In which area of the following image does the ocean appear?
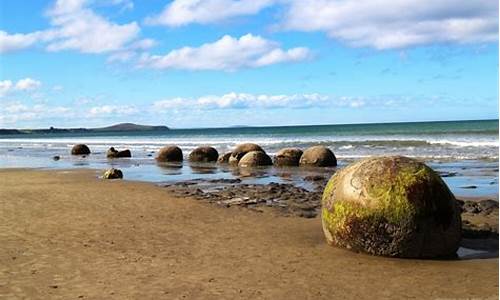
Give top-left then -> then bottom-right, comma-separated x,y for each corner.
0,119 -> 498,198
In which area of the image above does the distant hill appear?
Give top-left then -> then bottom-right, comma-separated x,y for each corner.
0,123 -> 170,135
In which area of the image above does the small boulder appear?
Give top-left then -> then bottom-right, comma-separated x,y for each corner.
106,147 -> 132,158
299,146 -> 336,167
156,146 -> 183,162
238,151 -> 273,167
103,168 -> 123,179
189,146 -> 219,162
71,144 -> 90,155
229,143 -> 265,165
274,148 -> 303,167
217,152 -> 232,164
321,156 -> 461,258
52,155 -> 60,161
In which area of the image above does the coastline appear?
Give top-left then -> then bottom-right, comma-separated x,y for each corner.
1,168 -> 498,299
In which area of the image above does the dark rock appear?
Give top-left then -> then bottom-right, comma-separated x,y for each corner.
299,146 -> 337,167
460,185 -> 478,189
217,152 -> 232,164
71,144 -> 90,155
274,148 -> 303,167
52,155 -> 60,161
103,168 -> 123,179
189,146 -> 219,162
238,151 -> 273,167
106,147 -> 131,158
229,143 -> 265,165
156,146 -> 183,162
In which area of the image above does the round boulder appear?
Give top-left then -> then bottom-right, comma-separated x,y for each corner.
156,146 -> 183,162
107,147 -> 131,158
299,146 -> 336,167
71,144 -> 90,155
189,146 -> 219,162
217,152 -> 232,164
103,168 -> 123,179
321,156 -> 461,258
274,148 -> 303,167
229,143 -> 265,165
238,151 -> 273,167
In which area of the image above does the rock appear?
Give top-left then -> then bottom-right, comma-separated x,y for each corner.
71,144 -> 90,155
321,156 -> 461,258
299,146 -> 337,167
229,143 -> 265,165
103,168 -> 123,179
156,146 -> 183,162
460,185 -> 477,189
217,152 -> 232,164
52,155 -> 60,161
189,146 -> 219,162
106,147 -> 131,158
238,151 -> 273,167
274,148 -> 303,167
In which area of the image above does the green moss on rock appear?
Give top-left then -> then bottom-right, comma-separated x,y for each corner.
321,156 -> 461,258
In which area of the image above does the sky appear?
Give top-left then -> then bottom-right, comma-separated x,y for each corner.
0,0 -> 498,129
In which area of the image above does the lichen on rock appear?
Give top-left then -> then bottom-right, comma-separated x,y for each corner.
321,156 -> 461,258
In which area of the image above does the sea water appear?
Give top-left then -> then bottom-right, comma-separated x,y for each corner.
0,119 -> 498,198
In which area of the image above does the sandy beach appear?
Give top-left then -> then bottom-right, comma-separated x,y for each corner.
0,168 -> 498,299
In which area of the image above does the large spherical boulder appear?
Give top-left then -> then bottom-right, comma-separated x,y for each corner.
274,148 -> 303,167
238,151 -> 273,167
156,146 -> 183,162
106,147 -> 131,158
189,146 -> 219,162
103,168 -> 123,179
217,152 -> 232,164
71,144 -> 90,155
299,146 -> 336,167
321,156 -> 461,258
229,143 -> 265,165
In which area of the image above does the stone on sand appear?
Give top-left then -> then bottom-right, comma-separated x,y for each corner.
299,146 -> 336,167
321,156 -> 461,258
156,146 -> 183,162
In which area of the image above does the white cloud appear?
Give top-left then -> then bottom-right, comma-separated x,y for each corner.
88,105 -> 138,116
153,93 -> 330,110
139,34 -> 310,71
15,78 -> 42,90
0,78 -> 42,97
0,101 -> 71,125
0,0 -> 142,54
146,0 -> 276,26
281,0 -> 499,49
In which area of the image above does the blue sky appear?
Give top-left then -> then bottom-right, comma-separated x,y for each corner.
0,0 -> 498,128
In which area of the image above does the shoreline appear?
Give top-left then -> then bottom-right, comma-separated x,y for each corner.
0,168 -> 498,299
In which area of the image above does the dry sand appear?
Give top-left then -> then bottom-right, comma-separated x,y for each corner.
0,169 -> 498,299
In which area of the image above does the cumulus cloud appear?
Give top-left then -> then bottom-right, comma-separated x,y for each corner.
138,34 -> 310,71
146,0 -> 276,26
281,0 -> 499,49
0,0 -> 142,54
0,101 -> 71,125
153,93 -> 335,110
88,105 -> 138,116
0,78 -> 42,97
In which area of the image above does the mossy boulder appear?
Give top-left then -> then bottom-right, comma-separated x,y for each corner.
229,143 -> 265,165
189,146 -> 219,162
299,146 -> 336,167
71,144 -> 91,155
106,147 -> 131,158
238,151 -> 273,167
156,146 -> 183,162
274,148 -> 303,167
321,156 -> 461,258
217,152 -> 232,164
103,168 -> 123,179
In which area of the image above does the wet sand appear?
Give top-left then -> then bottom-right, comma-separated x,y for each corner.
0,169 -> 498,299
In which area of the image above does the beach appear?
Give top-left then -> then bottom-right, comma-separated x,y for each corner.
0,168 -> 498,299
